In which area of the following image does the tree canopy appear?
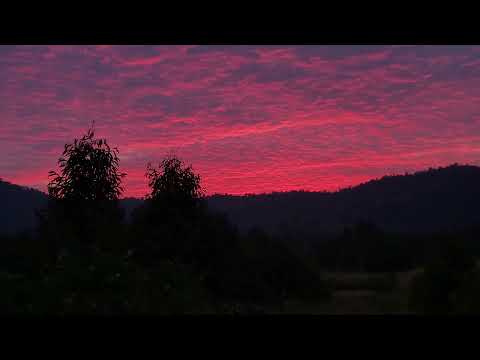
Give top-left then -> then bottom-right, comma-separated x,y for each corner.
48,125 -> 126,202
146,156 -> 203,207
42,125 -> 127,253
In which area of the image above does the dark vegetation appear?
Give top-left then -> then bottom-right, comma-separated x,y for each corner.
0,127 -> 328,314
0,179 -> 47,235
1,126 -> 480,314
4,164 -> 480,238
208,164 -> 480,237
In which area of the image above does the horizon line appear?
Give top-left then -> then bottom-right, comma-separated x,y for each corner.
2,162 -> 474,200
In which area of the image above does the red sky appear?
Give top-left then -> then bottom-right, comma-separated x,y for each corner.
1,45 -> 480,198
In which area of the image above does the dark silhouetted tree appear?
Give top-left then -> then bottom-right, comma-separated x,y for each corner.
131,156 -> 203,263
42,124 -> 127,257
145,156 -> 203,210
48,125 -> 125,202
409,235 -> 477,314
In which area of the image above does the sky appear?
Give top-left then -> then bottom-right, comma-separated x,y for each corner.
1,45 -> 480,198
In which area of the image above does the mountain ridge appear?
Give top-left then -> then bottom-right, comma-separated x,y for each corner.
2,163 -> 479,236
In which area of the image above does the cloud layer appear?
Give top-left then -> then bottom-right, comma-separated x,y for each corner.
1,45 -> 480,197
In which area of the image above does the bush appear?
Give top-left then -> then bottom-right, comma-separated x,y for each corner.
408,236 -> 477,314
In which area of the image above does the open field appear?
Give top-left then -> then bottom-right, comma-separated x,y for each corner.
274,269 -> 424,314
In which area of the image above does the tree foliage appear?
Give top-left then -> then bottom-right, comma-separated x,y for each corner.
42,124 -> 127,255
408,236 -> 477,314
146,156 -> 203,208
48,125 -> 126,202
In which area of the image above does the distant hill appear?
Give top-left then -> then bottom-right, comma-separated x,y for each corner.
207,164 -> 480,237
0,179 -> 48,235
2,164 -> 480,237
0,183 -> 145,235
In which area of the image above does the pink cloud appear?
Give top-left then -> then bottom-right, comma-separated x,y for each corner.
1,45 -> 480,197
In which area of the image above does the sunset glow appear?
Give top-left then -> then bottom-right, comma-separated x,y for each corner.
1,45 -> 480,197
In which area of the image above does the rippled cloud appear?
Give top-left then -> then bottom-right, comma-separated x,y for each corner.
1,45 -> 479,196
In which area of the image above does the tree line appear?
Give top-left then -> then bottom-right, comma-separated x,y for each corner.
0,125 -> 328,314
1,125 -> 480,314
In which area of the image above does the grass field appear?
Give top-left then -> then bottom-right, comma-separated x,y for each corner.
274,269 -> 424,314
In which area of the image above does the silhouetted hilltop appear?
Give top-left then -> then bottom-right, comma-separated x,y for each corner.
2,164 -> 480,236
0,179 -> 47,235
207,164 -> 480,236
